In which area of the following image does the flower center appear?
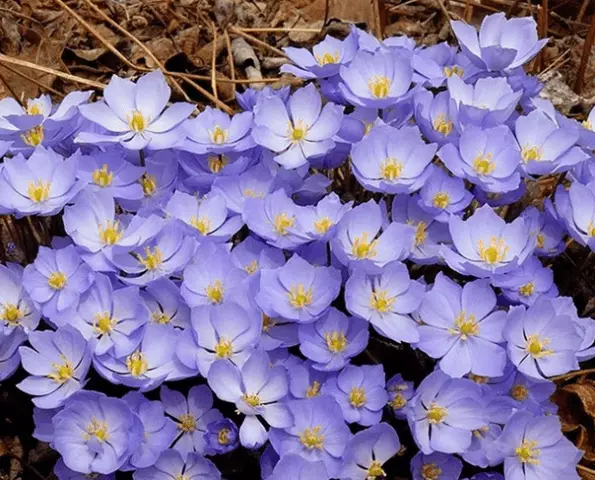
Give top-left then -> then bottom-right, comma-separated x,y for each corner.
370,289 -> 396,313
299,426 -> 324,450
94,312 -> 116,334
433,115 -> 453,135
351,232 -> 378,259
444,65 -> 464,77
477,236 -> 509,265
349,387 -> 367,408
208,154 -> 228,173
152,310 -> 170,324
433,191 -> 450,209
316,51 -> 340,65
27,180 -> 51,203
140,173 -> 157,196
273,213 -> 295,235
288,120 -> 308,143
190,216 -> 211,235
380,157 -> 403,180
48,357 -> 75,383
325,331 -> 347,353
98,220 -> 122,246
1,303 -> 23,325
511,384 -> 529,401
92,164 -> 114,187
288,284 -> 313,309
244,260 -> 259,275
522,145 -> 542,162
584,120 -> 593,131
206,279 -> 224,304
469,374 -> 489,384
367,461 -> 385,478
413,221 -> 427,246
21,125 -> 44,146
128,110 -> 146,132
218,428 -> 231,445
48,272 -> 67,290
516,439 -> 540,464
178,413 -> 197,433
519,282 -> 535,297
450,311 -> 479,340
314,216 -> 334,235
136,246 -> 163,271
27,103 -> 43,115
242,393 -> 262,407
210,125 -> 228,145
214,338 -> 233,358
306,381 -> 321,398
473,152 -> 496,175
262,314 -> 276,332
85,418 -> 109,442
126,351 -> 148,377
368,75 -> 391,98
536,233 -> 545,249
421,463 -> 442,480
426,402 -> 448,424
390,393 -> 407,410
243,188 -> 264,198
525,334 -> 553,358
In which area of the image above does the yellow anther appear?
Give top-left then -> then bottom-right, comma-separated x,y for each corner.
92,164 -> 114,187
205,280 -> 224,304
214,338 -> 233,358
21,125 -> 44,146
477,236 -> 509,265
351,232 -> 378,259
511,384 -> 529,401
473,152 -> 496,175
370,289 -> 396,313
469,374 -> 489,384
325,331 -> 347,353
152,310 -> 170,324
522,146 -> 542,162
349,387 -> 367,408
28,180 -> 51,203
536,233 -> 545,249
48,357 -> 75,383
519,282 -> 535,297
516,440 -> 540,465
243,189 -> 265,198
380,157 -> 403,181
85,418 -> 109,442
426,402 -> 448,424
390,393 -> 407,410
314,216 -> 334,235
190,216 -> 211,235
299,426 -> 324,450
208,155 -> 228,173
449,311 -> 479,340
1,303 -> 23,325
444,65 -> 464,78
178,413 -> 197,433
367,461 -> 385,478
273,213 -> 295,236
136,246 -> 163,271
48,272 -> 67,290
288,120 -> 308,143
244,260 -> 259,275
128,110 -> 146,132
140,174 -> 157,196
413,221 -> 427,247
210,126 -> 228,145
94,312 -> 116,334
421,463 -> 442,480
368,76 -> 391,98
288,284 -> 313,309
242,393 -> 262,408
433,191 -> 450,209
126,351 -> 148,377
582,120 -> 593,131
433,115 -> 453,136
98,220 -> 122,246
316,51 -> 340,65
27,103 -> 43,115
218,428 -> 231,445
306,381 -> 321,398
525,334 -> 553,358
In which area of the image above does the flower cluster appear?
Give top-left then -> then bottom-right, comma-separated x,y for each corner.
1,12 -> 593,480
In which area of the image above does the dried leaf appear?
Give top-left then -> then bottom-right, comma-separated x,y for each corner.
563,381 -> 595,418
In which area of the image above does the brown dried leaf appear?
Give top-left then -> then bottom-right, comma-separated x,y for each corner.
563,381 -> 595,418
577,426 -> 595,463
68,47 -> 109,62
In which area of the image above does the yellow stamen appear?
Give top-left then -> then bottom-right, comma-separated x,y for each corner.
367,460 -> 385,478
380,157 -> 403,181
208,154 -> 228,173
93,312 -> 116,334
273,213 -> 295,236
299,426 -> 324,450
413,221 -> 427,247
515,439 -> 540,465
368,75 -> 391,98
314,216 -> 334,235
363,121 -> 374,136
27,103 -> 42,115
27,180 -> 51,203
444,65 -> 464,77
306,381 -> 321,398
47,357 -> 75,383
205,280 -> 224,304
288,120 -> 308,143
288,284 -> 313,309
511,384 -> 529,401
98,220 -> 122,246
178,413 -> 197,433
433,191 -> 450,209
243,189 -> 264,198
426,402 -> 448,424
140,174 -> 157,197
351,232 -> 377,259
469,374 -> 489,384
433,115 -> 453,136
242,393 -> 262,407
214,338 -> 233,358
536,233 -> 545,249
92,164 -> 114,187
522,146 -> 542,162
525,334 -> 553,358
210,126 -> 228,145
135,246 -> 163,271
421,463 -> 442,480
325,331 -> 347,353
1,303 -> 23,325
21,126 -> 44,146
126,351 -> 148,377
316,51 -> 340,65
449,311 -> 479,340
128,110 -> 146,132
477,236 -> 509,265
582,120 -> 593,131
370,289 -> 396,313
190,216 -> 211,235
218,428 -> 231,445
244,260 -> 259,275
262,314 -> 276,332
85,418 -> 109,442
349,387 -> 367,408
152,310 -> 170,324
390,393 -> 407,410
519,282 -> 535,297
473,152 -> 496,175
48,272 -> 67,290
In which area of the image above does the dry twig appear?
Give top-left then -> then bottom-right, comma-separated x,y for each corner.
229,26 -> 287,58
574,10 -> 595,94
